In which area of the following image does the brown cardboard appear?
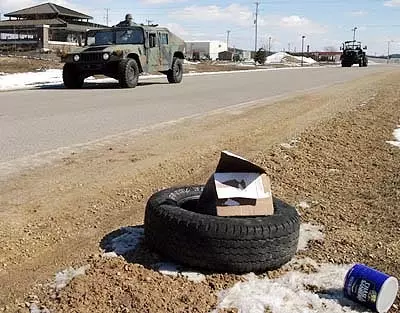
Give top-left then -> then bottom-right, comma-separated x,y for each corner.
197,151 -> 274,217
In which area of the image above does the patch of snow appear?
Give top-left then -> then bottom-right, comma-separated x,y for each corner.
104,227 -> 144,255
0,69 -> 62,90
280,143 -> 293,149
0,66 -> 321,91
280,139 -> 300,149
298,201 -> 311,210
298,223 -> 324,251
29,303 -> 50,313
102,252 -> 119,259
155,262 -> 206,283
387,127 -> 400,148
54,265 -> 90,291
266,52 -> 316,65
214,262 -> 368,313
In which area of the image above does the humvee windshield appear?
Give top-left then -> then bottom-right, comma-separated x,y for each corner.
86,28 -> 145,46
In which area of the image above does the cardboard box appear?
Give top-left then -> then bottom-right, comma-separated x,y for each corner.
197,151 -> 274,217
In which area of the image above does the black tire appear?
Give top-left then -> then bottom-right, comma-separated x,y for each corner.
63,63 -> 84,89
144,186 -> 300,273
167,57 -> 183,84
118,58 -> 139,88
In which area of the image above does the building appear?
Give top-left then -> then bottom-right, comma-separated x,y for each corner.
0,2 -> 105,53
185,41 -> 227,61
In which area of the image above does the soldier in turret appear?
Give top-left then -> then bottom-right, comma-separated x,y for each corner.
115,14 -> 136,27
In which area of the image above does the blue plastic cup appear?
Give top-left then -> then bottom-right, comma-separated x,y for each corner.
344,264 -> 399,313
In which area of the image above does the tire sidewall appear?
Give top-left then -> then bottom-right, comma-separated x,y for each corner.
147,189 -> 299,239
120,58 -> 139,88
173,58 -> 183,83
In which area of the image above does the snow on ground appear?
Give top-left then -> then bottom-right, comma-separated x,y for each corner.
100,222 -> 325,283
154,262 -> 206,283
0,69 -> 62,90
54,265 -> 90,291
213,263 -> 367,313
298,223 -> 325,251
104,226 -> 144,255
387,127 -> 400,148
0,62 -> 323,91
266,52 -> 317,66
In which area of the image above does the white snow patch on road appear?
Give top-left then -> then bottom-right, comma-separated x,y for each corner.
387,127 -> 400,148
54,265 -> 90,291
298,223 -> 324,251
214,263 -> 368,313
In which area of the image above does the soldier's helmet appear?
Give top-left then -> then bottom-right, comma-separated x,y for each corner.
125,14 -> 133,21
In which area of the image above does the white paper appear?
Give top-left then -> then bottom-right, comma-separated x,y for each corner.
214,172 -> 270,199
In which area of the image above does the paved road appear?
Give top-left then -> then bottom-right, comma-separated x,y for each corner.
0,66 -> 389,172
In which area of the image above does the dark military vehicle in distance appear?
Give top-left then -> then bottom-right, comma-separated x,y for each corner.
61,25 -> 185,88
340,40 -> 368,67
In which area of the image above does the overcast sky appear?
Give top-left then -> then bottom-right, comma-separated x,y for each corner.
1,0 -> 400,55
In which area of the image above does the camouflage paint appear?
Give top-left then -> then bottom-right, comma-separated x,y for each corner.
62,25 -> 185,78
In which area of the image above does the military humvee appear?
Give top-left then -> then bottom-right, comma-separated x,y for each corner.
61,25 -> 185,88
340,40 -> 368,67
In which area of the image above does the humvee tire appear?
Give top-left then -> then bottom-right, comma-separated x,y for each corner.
167,57 -> 183,84
63,63 -> 84,89
118,58 -> 139,88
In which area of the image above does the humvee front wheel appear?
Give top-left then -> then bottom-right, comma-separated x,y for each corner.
63,64 -> 84,89
167,57 -> 183,84
118,59 -> 139,88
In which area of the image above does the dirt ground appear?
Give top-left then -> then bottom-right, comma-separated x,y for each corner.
0,70 -> 399,312
0,56 -> 63,73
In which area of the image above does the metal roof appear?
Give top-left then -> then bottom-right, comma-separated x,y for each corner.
4,3 -> 92,20
0,18 -> 66,28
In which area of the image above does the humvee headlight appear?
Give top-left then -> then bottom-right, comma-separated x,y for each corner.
103,53 -> 110,61
73,54 -> 80,62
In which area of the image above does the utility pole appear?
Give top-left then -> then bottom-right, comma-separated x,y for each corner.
254,2 -> 260,55
352,27 -> 357,41
387,40 -> 392,64
105,8 -> 110,26
288,43 -> 291,52
301,41 -> 304,66
268,36 -> 271,55
146,19 -> 153,26
226,30 -> 231,49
